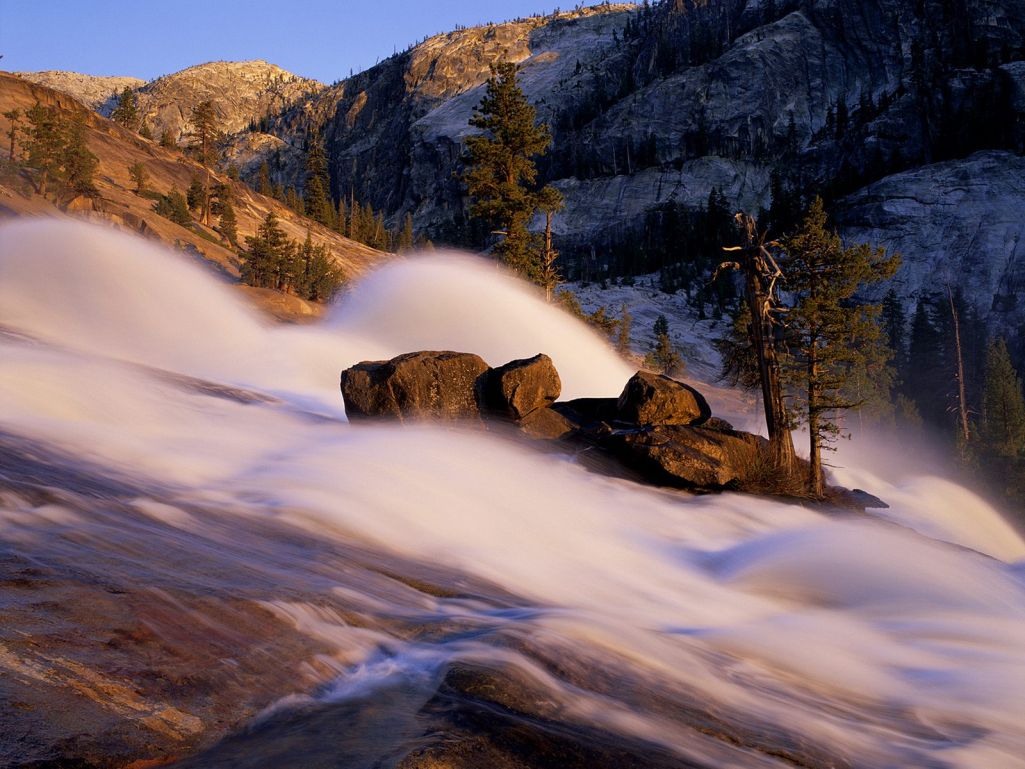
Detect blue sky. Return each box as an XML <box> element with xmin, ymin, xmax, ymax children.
<box><xmin>0</xmin><ymin>0</ymin><xmax>576</xmax><ymax>83</ymax></box>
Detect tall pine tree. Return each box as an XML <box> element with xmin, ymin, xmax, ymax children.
<box><xmin>463</xmin><ymin>62</ymin><xmax>560</xmax><ymax>279</ymax></box>
<box><xmin>110</xmin><ymin>87</ymin><xmax>140</xmax><ymax>131</ymax></box>
<box><xmin>982</xmin><ymin>338</ymin><xmax>1025</xmax><ymax>457</ymax></box>
<box><xmin>779</xmin><ymin>197</ymin><xmax>899</xmax><ymax>496</ymax></box>
<box><xmin>303</xmin><ymin>129</ymin><xmax>334</xmax><ymax>227</ymax></box>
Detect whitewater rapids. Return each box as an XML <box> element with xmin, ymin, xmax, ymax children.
<box><xmin>1</xmin><ymin>219</ymin><xmax>1024</xmax><ymax>768</ymax></box>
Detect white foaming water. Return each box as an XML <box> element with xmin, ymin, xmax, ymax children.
<box><xmin>2</xmin><ymin>219</ymin><xmax>1025</xmax><ymax>767</ymax></box>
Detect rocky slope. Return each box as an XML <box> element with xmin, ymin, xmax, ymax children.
<box><xmin>229</xmin><ymin>0</ymin><xmax>1025</xmax><ymax>329</ymax></box>
<box><xmin>16</xmin><ymin>2</ymin><xmax>1025</xmax><ymax>330</ymax></box>
<box><xmin>17</xmin><ymin>60</ymin><xmax>322</xmax><ymax>145</ymax></box>
<box><xmin>0</xmin><ymin>73</ymin><xmax>385</xmax><ymax>319</ymax></box>
<box><xmin>13</xmin><ymin>71</ymin><xmax>145</xmax><ymax>110</ymax></box>
<box><xmin>129</xmin><ymin>60</ymin><xmax>323</xmax><ymax>142</ymax></box>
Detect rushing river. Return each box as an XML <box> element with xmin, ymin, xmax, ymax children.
<box><xmin>1</xmin><ymin>220</ymin><xmax>1024</xmax><ymax>768</ymax></box>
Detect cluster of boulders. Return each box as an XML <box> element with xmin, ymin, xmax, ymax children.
<box><xmin>340</xmin><ymin>350</ymin><xmax>769</xmax><ymax>492</ymax></box>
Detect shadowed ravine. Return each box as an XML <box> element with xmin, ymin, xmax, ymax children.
<box><xmin>1</xmin><ymin>221</ymin><xmax>1024</xmax><ymax>769</ymax></box>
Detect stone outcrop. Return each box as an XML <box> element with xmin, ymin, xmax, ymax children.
<box><xmin>617</xmin><ymin>371</ymin><xmax>711</xmax><ymax>426</ymax></box>
<box><xmin>340</xmin><ymin>351</ymin><xmax>490</xmax><ymax>421</ymax></box>
<box><xmin>14</xmin><ymin>71</ymin><xmax>145</xmax><ymax>110</ymax></box>
<box><xmin>606</xmin><ymin>425</ymin><xmax>766</xmax><ymax>489</ymax></box>
<box><xmin>341</xmin><ymin>353</ymin><xmax>782</xmax><ymax>493</ymax></box>
<box><xmin>483</xmin><ymin>353</ymin><xmax>561</xmax><ymax>420</ymax></box>
<box><xmin>131</xmin><ymin>60</ymin><xmax>323</xmax><ymax>142</ymax></box>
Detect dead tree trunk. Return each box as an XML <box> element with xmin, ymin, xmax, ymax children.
<box><xmin>722</xmin><ymin>214</ymin><xmax>797</xmax><ymax>474</ymax></box>
<box><xmin>543</xmin><ymin>209</ymin><xmax>556</xmax><ymax>303</ymax></box>
<box><xmin>948</xmin><ymin>285</ymin><xmax>971</xmax><ymax>454</ymax></box>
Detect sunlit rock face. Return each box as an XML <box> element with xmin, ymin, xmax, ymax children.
<box><xmin>131</xmin><ymin>60</ymin><xmax>323</xmax><ymax>142</ymax></box>
<box><xmin>13</xmin><ymin>71</ymin><xmax>146</xmax><ymax>110</ymax></box>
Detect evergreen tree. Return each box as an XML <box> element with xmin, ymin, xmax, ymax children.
<box><xmin>463</xmin><ymin>62</ymin><xmax>558</xmax><ymax>276</ymax></box>
<box><xmin>242</xmin><ymin>212</ymin><xmax>294</xmax><ymax>291</ymax></box>
<box><xmin>189</xmin><ymin>100</ymin><xmax>219</xmax><ymax>165</ymax></box>
<box><xmin>881</xmin><ymin>289</ymin><xmax>905</xmax><ymax>364</ymax></box>
<box><xmin>218</xmin><ymin>199</ymin><xmax>238</xmax><ymax>247</ymax></box>
<box><xmin>257</xmin><ymin>161</ymin><xmax>273</xmax><ymax>196</ymax></box>
<box><xmin>128</xmin><ymin>162</ymin><xmax>149</xmax><ymax>195</ymax></box>
<box><xmin>648</xmin><ymin>332</ymin><xmax>683</xmax><ymax>376</ymax></box>
<box><xmin>3</xmin><ymin>109</ymin><xmax>20</xmax><ymax>161</ymax></box>
<box><xmin>138</xmin><ymin>122</ymin><xmax>153</xmax><ymax>140</ymax></box>
<box><xmin>296</xmin><ymin>231</ymin><xmax>346</xmax><ymax>301</ymax></box>
<box><xmin>779</xmin><ymin>197</ymin><xmax>899</xmax><ymax>496</ymax></box>
<box><xmin>397</xmin><ymin>212</ymin><xmax>415</xmax><ymax>252</ymax></box>
<box><xmin>646</xmin><ymin>314</ymin><xmax>682</xmax><ymax>374</ymax></box>
<box><xmin>159</xmin><ymin>128</ymin><xmax>177</xmax><ymax>149</ymax></box>
<box><xmin>285</xmin><ymin>185</ymin><xmax>303</xmax><ymax>213</ymax></box>
<box><xmin>716</xmin><ymin>303</ymin><xmax>761</xmax><ymax>389</ymax></box>
<box><xmin>153</xmin><ymin>188</ymin><xmax>191</xmax><ymax>225</ymax></box>
<box><xmin>110</xmin><ymin>87</ymin><xmax>140</xmax><ymax>131</ymax></box>
<box><xmin>186</xmin><ymin>175</ymin><xmax>205</xmax><ymax>212</ymax></box>
<box><xmin>536</xmin><ymin>184</ymin><xmax>564</xmax><ymax>300</ymax></box>
<box><xmin>981</xmin><ymin>338</ymin><xmax>1025</xmax><ymax>457</ymax></box>
<box><xmin>21</xmin><ymin>105</ymin><xmax>97</xmax><ymax>199</ymax></box>
<box><xmin>22</xmin><ymin>103</ymin><xmax>66</xmax><ymax>195</ymax></box>
<box><xmin>60</xmin><ymin>113</ymin><xmax>98</xmax><ymax>195</ymax></box>
<box><xmin>335</xmin><ymin>198</ymin><xmax>348</xmax><ymax>235</ymax></box>
<box><xmin>209</xmin><ymin>182</ymin><xmax>232</xmax><ymax>217</ymax></box>
<box><xmin>303</xmin><ymin>129</ymin><xmax>334</xmax><ymax>226</ymax></box>
<box><xmin>904</xmin><ymin>294</ymin><xmax>951</xmax><ymax>431</ymax></box>
<box><xmin>654</xmin><ymin>313</ymin><xmax>670</xmax><ymax>338</ymax></box>
<box><xmin>188</xmin><ymin>100</ymin><xmax>218</xmax><ymax>225</ymax></box>
<box><xmin>616</xmin><ymin>303</ymin><xmax>633</xmax><ymax>354</ymax></box>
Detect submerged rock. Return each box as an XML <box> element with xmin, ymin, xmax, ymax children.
<box><xmin>484</xmin><ymin>353</ymin><xmax>561</xmax><ymax>420</ymax></box>
<box><xmin>340</xmin><ymin>351</ymin><xmax>489</xmax><ymax>422</ymax></box>
<box><xmin>617</xmin><ymin>371</ymin><xmax>711</xmax><ymax>427</ymax></box>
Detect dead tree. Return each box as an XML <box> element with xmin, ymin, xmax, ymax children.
<box><xmin>947</xmin><ymin>284</ymin><xmax>972</xmax><ymax>454</ymax></box>
<box><xmin>718</xmin><ymin>213</ymin><xmax>797</xmax><ymax>473</ymax></box>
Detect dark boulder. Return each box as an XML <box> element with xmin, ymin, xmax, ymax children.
<box><xmin>340</xmin><ymin>351</ymin><xmax>490</xmax><ymax>421</ymax></box>
<box><xmin>616</xmin><ymin>371</ymin><xmax>711</xmax><ymax>426</ymax></box>
<box><xmin>550</xmin><ymin>398</ymin><xmax>619</xmax><ymax>428</ymax></box>
<box><xmin>606</xmin><ymin>425</ymin><xmax>767</xmax><ymax>489</ymax></box>
<box><xmin>517</xmin><ymin>407</ymin><xmax>577</xmax><ymax>441</ymax></box>
<box><xmin>484</xmin><ymin>353</ymin><xmax>561</xmax><ymax>419</ymax></box>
